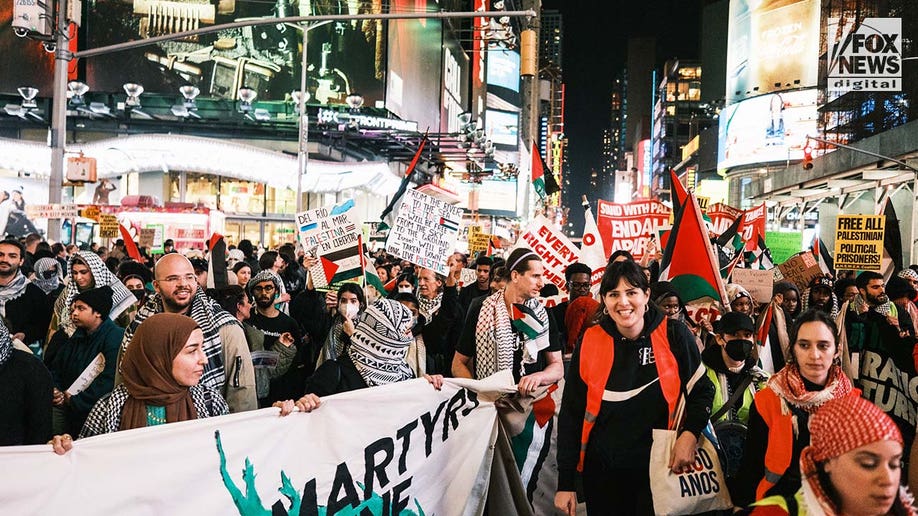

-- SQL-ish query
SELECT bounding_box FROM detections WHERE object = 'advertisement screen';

[441,36,470,134]
[485,110,519,147]
[1,2,388,103]
[725,0,820,103]
[451,179,518,217]
[387,0,444,130]
[487,49,520,93]
[718,88,817,170]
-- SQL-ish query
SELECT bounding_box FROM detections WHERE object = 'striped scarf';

[58,252,135,336]
[120,288,236,391]
[474,290,549,379]
[348,299,415,387]
[0,319,11,367]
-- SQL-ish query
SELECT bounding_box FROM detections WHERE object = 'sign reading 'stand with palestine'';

[385,188,463,276]
[596,200,671,261]
[834,214,885,271]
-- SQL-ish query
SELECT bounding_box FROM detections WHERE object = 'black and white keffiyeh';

[32,257,62,295]
[417,292,442,322]
[348,299,415,387]
[0,271,29,318]
[120,287,237,391]
[0,318,12,367]
[57,251,134,336]
[474,290,549,379]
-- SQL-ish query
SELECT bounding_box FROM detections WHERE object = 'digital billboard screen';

[1,2,388,104]
[485,110,519,147]
[718,88,818,170]
[386,0,444,131]
[726,0,820,104]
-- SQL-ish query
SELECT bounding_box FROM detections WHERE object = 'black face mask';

[130,289,147,302]
[725,339,754,361]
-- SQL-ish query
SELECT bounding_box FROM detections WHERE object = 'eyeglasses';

[158,274,197,284]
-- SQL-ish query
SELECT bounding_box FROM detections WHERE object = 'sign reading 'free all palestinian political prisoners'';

[386,188,464,276]
[834,214,885,271]
[0,374,516,515]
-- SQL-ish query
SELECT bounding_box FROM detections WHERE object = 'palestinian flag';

[487,235,502,256]
[511,303,547,340]
[670,169,688,212]
[745,234,774,270]
[379,133,427,231]
[810,235,835,277]
[316,244,364,287]
[440,217,460,233]
[206,233,228,289]
[531,142,560,200]
[364,255,387,294]
[659,193,727,304]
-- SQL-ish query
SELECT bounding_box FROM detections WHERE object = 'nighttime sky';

[541,0,703,196]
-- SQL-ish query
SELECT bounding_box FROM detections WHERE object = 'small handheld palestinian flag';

[511,303,547,340]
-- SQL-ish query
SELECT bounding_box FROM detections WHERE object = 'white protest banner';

[0,374,516,515]
[297,199,363,289]
[385,188,464,276]
[731,268,775,304]
[516,215,580,292]
[596,199,671,260]
[65,352,105,396]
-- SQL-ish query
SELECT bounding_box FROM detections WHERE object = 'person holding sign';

[733,310,857,507]
[46,286,123,436]
[555,259,713,514]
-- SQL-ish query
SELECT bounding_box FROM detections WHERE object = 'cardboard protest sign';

[99,214,119,238]
[596,199,671,260]
[516,215,580,292]
[139,227,156,249]
[776,251,823,290]
[707,203,744,237]
[467,225,491,255]
[385,188,464,276]
[766,231,803,265]
[834,214,885,271]
[297,199,362,289]
[731,268,775,304]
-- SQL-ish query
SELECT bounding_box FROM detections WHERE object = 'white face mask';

[338,302,359,320]
[398,286,413,294]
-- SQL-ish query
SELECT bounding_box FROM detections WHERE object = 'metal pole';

[48,0,72,241]
[296,25,309,214]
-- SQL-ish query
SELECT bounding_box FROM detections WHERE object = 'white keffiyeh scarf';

[417,292,442,322]
[57,251,135,336]
[0,271,29,318]
[474,290,549,379]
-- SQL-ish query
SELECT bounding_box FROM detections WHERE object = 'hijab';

[119,313,200,431]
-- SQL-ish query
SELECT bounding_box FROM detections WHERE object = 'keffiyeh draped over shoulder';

[0,318,12,367]
[57,251,134,336]
[474,290,549,379]
[348,299,415,387]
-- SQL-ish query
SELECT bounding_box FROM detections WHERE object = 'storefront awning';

[0,134,403,195]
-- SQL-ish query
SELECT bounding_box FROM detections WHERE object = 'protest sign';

[766,231,803,265]
[297,199,363,289]
[731,268,775,304]
[467,225,491,255]
[65,353,105,396]
[385,189,464,276]
[596,200,671,260]
[859,349,918,448]
[0,375,518,516]
[99,214,120,238]
[516,215,580,292]
[139,228,156,249]
[776,251,823,290]
[707,203,744,237]
[459,268,478,288]
[741,203,766,252]
[834,214,885,271]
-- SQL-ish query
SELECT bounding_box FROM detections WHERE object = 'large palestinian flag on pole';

[659,193,728,304]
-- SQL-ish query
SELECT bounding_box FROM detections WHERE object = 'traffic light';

[802,144,814,170]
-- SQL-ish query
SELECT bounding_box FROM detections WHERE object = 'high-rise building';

[540,10,563,71]
[539,8,566,208]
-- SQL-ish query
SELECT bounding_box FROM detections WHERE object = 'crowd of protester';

[3,231,918,515]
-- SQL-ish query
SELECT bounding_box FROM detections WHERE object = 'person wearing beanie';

[704,311,769,486]
[743,396,916,515]
[801,276,839,320]
[733,310,858,508]
[45,286,125,435]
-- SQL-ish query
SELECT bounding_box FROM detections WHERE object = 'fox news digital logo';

[827,18,901,92]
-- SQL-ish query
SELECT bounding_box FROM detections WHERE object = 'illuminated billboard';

[718,88,818,170]
[485,110,519,147]
[450,179,518,217]
[725,0,820,104]
[387,0,444,130]
[2,2,387,103]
